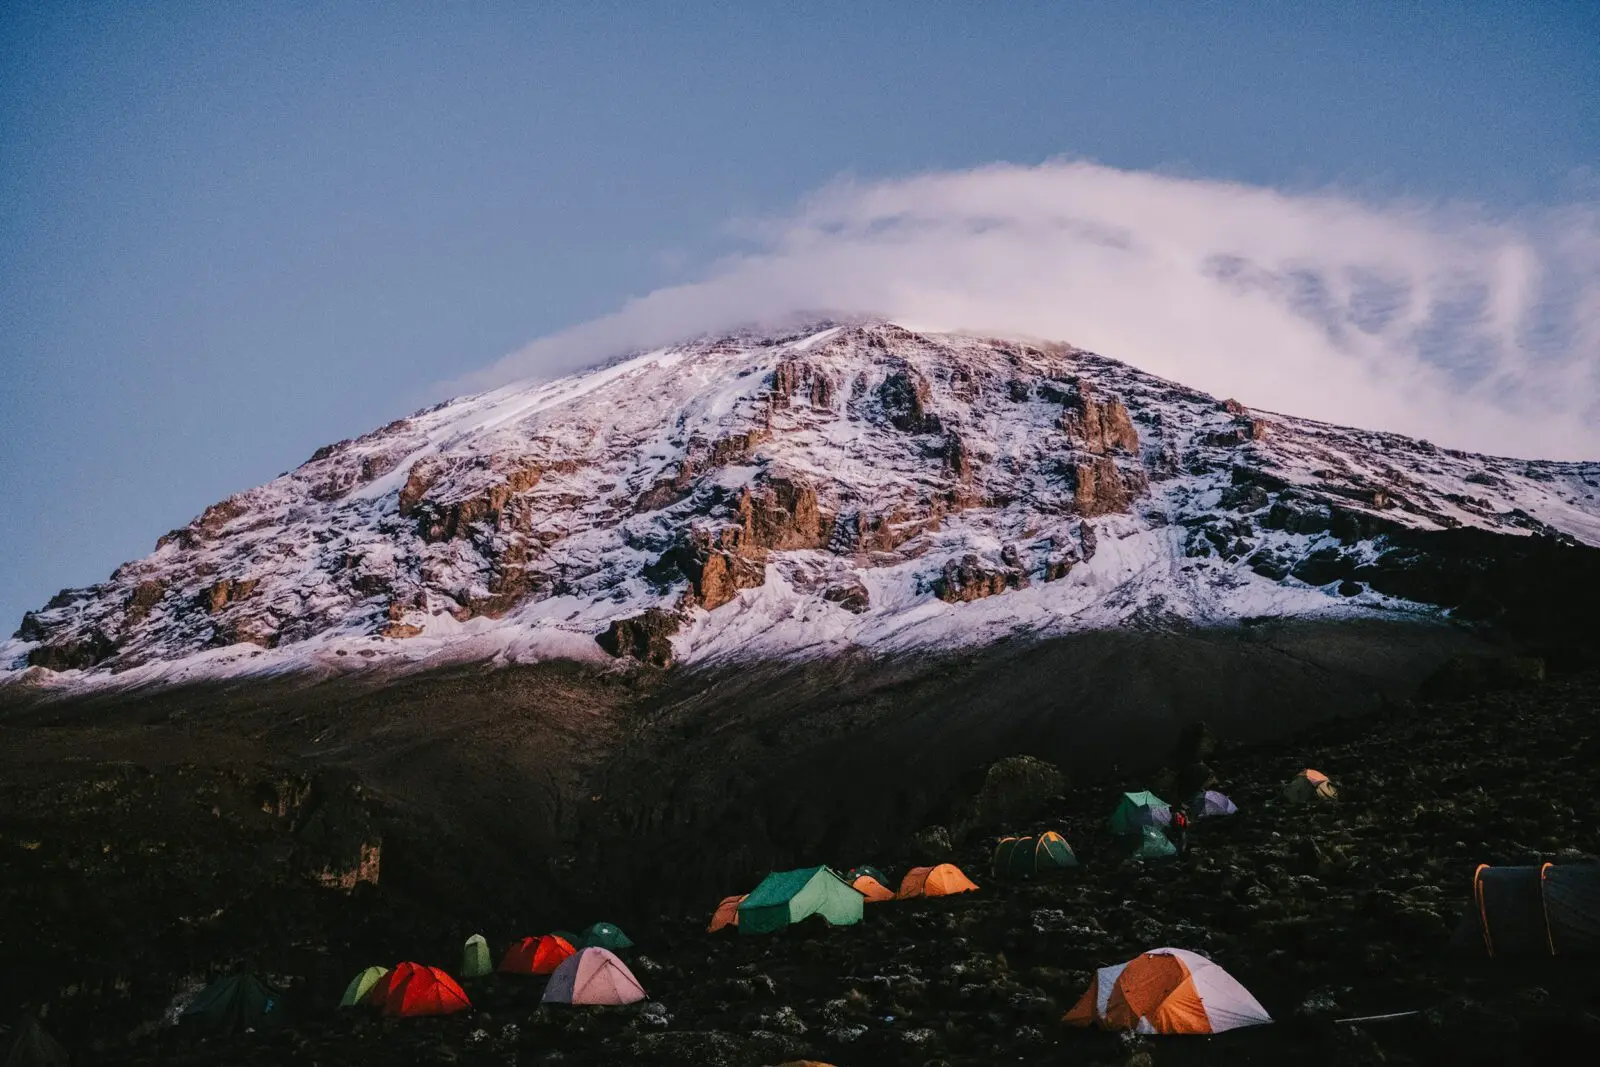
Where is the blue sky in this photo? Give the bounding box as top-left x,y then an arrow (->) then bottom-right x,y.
2,2 -> 1597,631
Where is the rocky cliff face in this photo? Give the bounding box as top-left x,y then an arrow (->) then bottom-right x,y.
6,320 -> 1600,688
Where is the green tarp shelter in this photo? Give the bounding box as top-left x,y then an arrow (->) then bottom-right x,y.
993,832 -> 1078,879
4,1016 -> 69,1067
738,866 -> 864,935
461,934 -> 493,978
580,923 -> 633,951
338,966 -> 389,1007
1108,791 -> 1170,836
180,974 -> 285,1036
1124,825 -> 1178,861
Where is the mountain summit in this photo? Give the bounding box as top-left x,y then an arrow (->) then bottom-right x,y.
8,320 -> 1600,690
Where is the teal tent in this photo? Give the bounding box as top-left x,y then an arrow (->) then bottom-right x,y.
1124,824 -> 1178,861
993,832 -> 1078,879
338,966 -> 388,1007
845,865 -> 892,888
461,934 -> 492,978
738,866 -> 864,935
1108,791 -> 1170,836
580,922 -> 633,951
4,1016 -> 69,1067
180,974 -> 285,1036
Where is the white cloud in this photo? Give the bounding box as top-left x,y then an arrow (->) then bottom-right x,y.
467,160 -> 1600,460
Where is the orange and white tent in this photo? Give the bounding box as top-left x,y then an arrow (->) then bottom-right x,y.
708,895 -> 746,933
897,863 -> 979,899
1063,948 -> 1271,1034
1282,768 -> 1337,804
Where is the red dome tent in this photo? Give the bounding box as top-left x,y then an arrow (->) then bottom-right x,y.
365,962 -> 472,1017
499,934 -> 578,975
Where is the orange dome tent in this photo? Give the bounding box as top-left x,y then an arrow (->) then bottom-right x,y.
1282,768 -> 1337,804
708,895 -> 746,933
366,962 -> 472,1017
499,934 -> 577,975
897,863 -> 979,899
853,874 -> 896,902
1063,947 -> 1271,1034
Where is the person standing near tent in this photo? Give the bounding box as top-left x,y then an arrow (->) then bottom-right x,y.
1168,804 -> 1191,857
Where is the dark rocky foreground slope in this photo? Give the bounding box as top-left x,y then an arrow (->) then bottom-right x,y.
3,619 -> 1598,1065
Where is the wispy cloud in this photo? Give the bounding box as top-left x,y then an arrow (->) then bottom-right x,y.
468,160 -> 1600,459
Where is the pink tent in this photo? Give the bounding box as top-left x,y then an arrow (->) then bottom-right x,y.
540,947 -> 647,1006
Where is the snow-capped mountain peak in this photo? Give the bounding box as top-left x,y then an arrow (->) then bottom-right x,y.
8,320 -> 1600,692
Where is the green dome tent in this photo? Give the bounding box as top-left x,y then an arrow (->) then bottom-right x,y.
1124,824 -> 1177,862
461,934 -> 493,978
738,866 -> 864,935
993,832 -> 1078,879
580,923 -> 634,951
1108,791 -> 1170,836
338,966 -> 389,1007
180,974 -> 285,1036
4,1016 -> 69,1067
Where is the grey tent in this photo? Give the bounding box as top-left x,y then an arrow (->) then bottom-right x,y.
1451,862 -> 1600,957
4,1017 -> 69,1067
1189,790 -> 1238,818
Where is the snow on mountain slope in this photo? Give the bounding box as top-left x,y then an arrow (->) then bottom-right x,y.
7,320 -> 1600,693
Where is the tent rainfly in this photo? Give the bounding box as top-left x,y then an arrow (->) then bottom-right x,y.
1108,791 -> 1171,836
3,1016 -> 70,1067
367,963 -> 471,1017
1282,769 -> 1336,804
461,934 -> 493,978
339,966 -> 390,1007
845,866 -> 897,902
897,864 -> 980,899
541,948 -> 647,1005
738,866 -> 865,934
1189,790 -> 1238,818
580,922 -> 633,951
993,832 -> 1078,879
1452,862 -> 1600,957
1125,824 -> 1178,861
180,974 -> 286,1036
708,895 -> 746,933
1064,947 -> 1272,1034
499,935 -> 577,975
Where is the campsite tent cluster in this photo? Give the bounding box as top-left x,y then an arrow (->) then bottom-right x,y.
19,762 -> 1600,1060
708,863 -> 983,934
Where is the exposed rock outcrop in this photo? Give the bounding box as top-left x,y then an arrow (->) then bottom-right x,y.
26,629 -> 116,671
1059,380 -> 1139,454
878,367 -> 942,433
933,554 -> 1028,603
596,608 -> 682,668
1069,456 -> 1147,517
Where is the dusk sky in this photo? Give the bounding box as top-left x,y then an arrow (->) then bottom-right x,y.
2,3 -> 1597,630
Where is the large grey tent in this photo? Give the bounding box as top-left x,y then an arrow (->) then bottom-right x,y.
1451,862 -> 1600,957
4,1017 -> 69,1067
